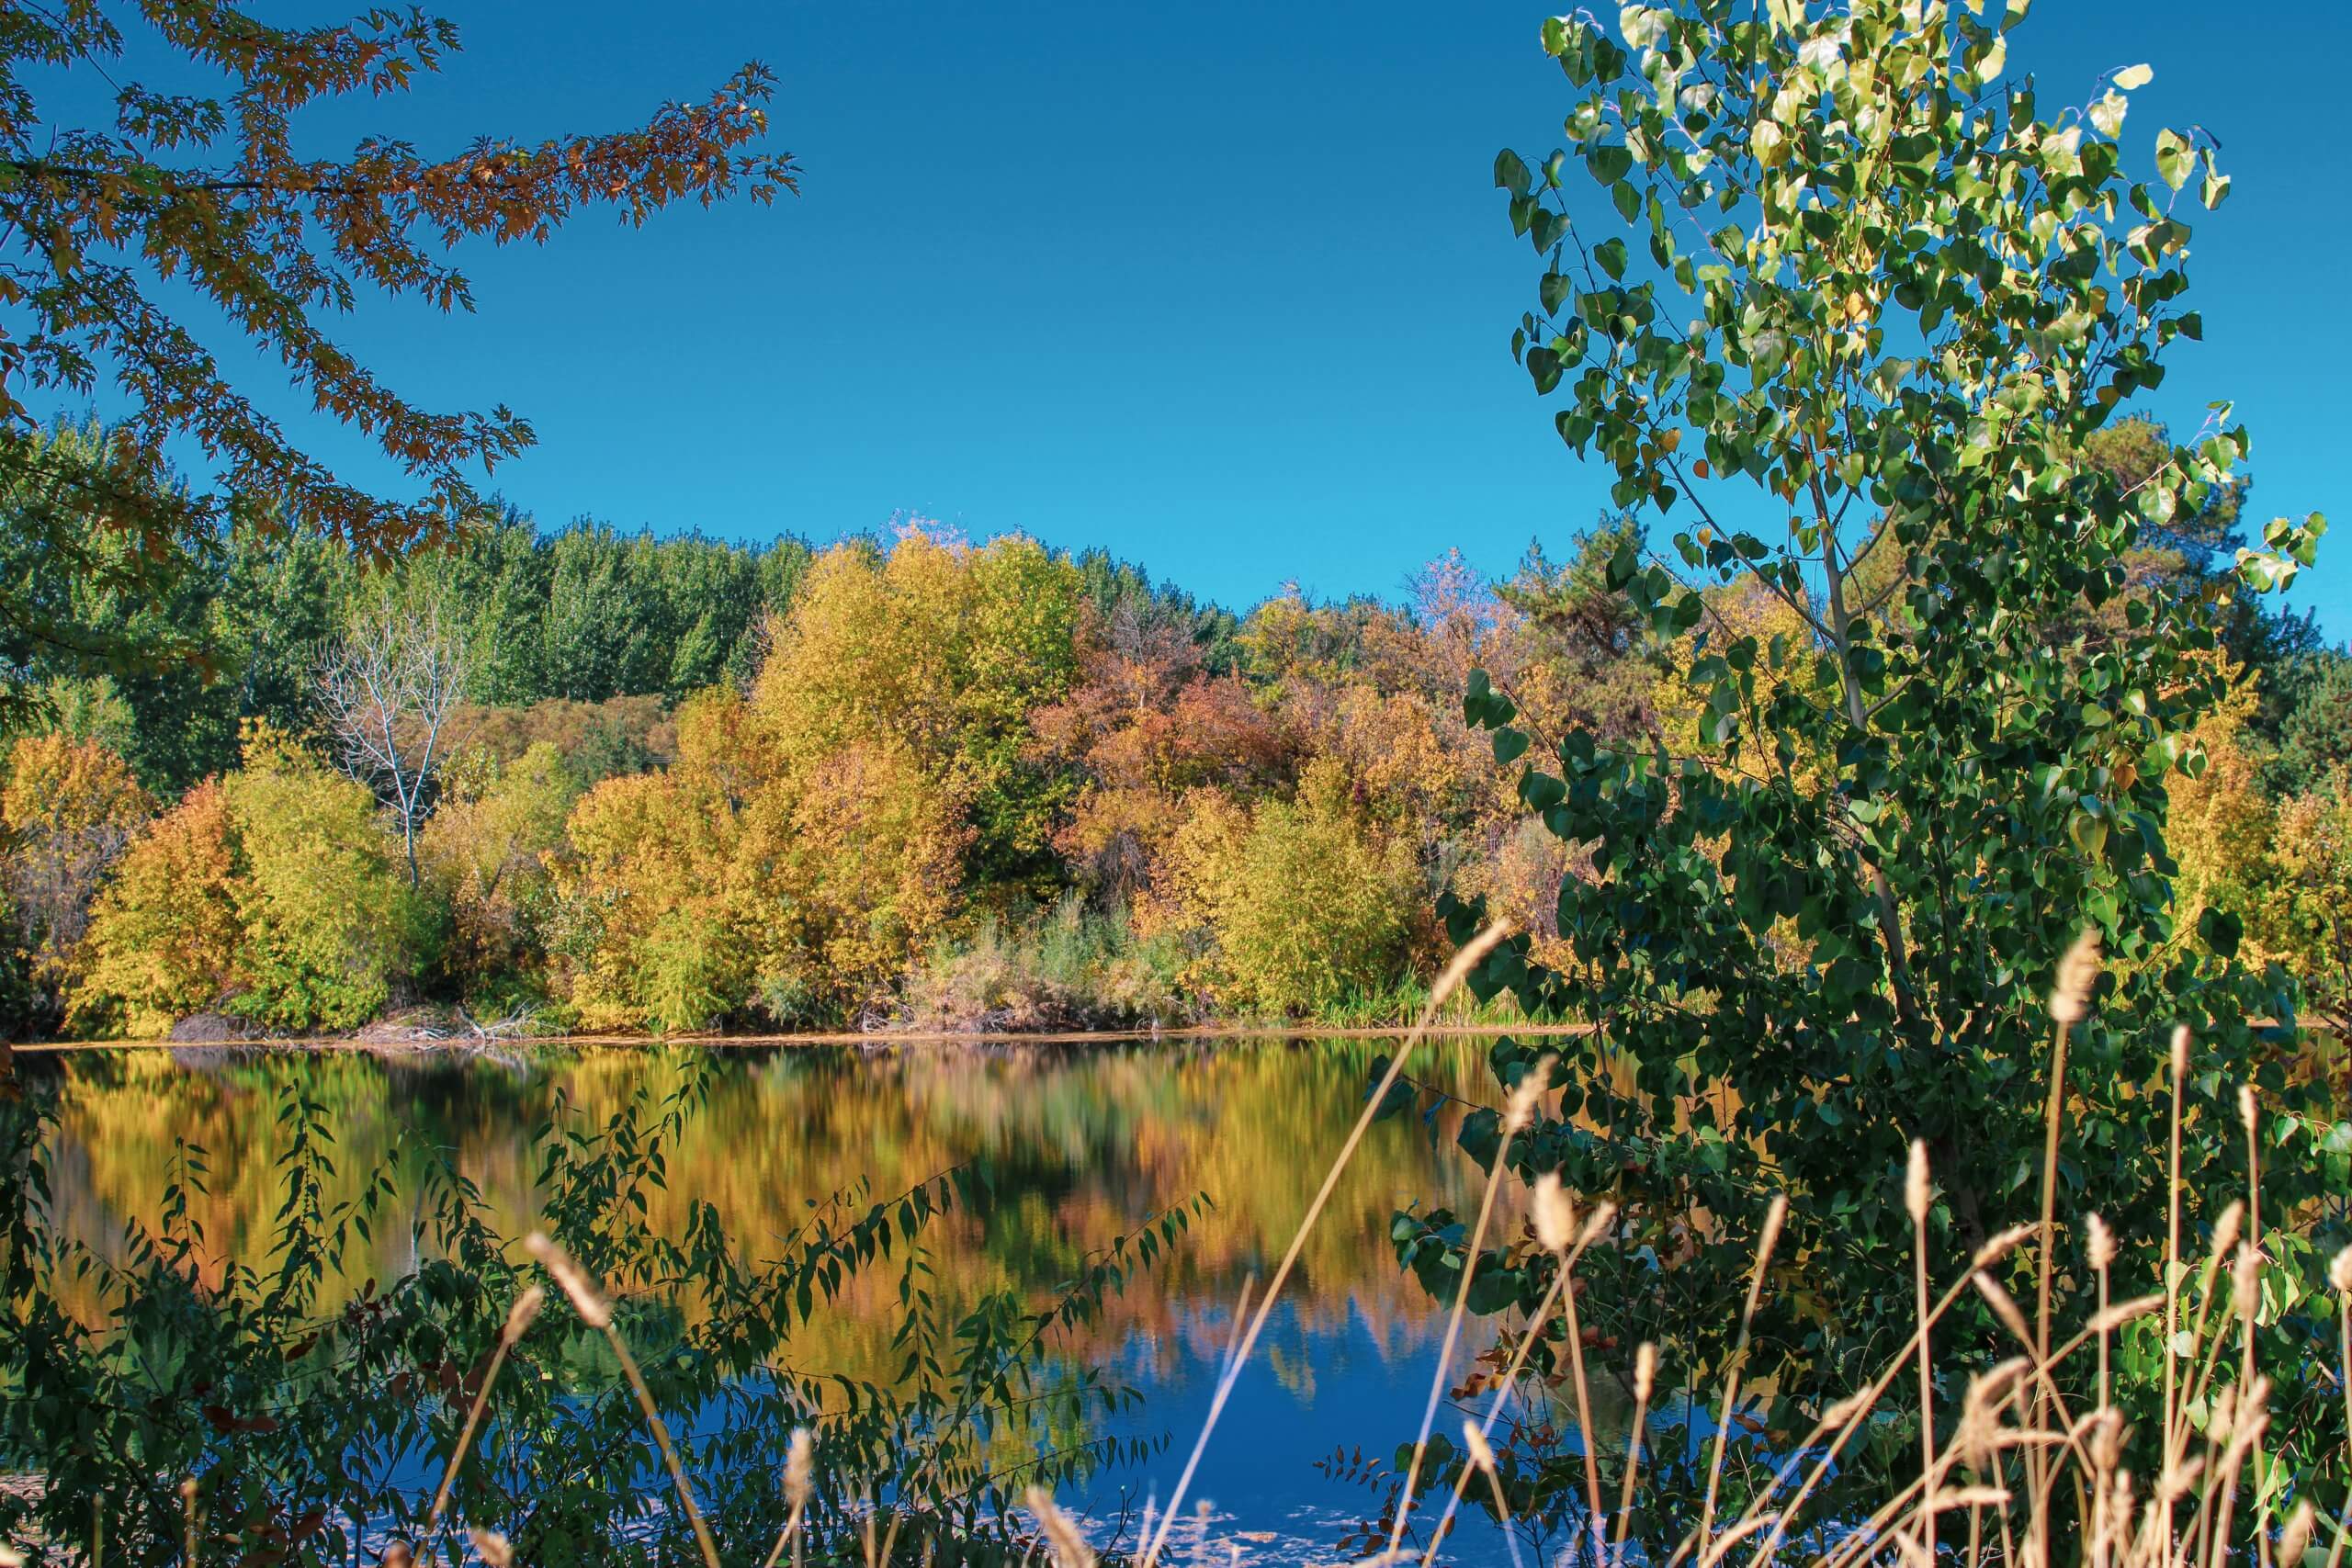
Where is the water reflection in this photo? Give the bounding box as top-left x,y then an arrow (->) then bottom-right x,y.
30,1036 -> 1516,1562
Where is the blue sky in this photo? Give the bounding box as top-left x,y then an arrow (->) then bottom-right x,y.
166,2 -> 2352,637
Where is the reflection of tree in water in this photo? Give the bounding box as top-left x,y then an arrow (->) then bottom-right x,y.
34,1037 -> 1502,1376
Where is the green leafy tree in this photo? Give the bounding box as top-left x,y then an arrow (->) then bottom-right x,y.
1431,0 -> 2339,1530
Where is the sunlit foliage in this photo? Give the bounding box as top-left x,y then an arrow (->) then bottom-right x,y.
1164,759 -> 1423,1016
71,726 -> 419,1035
1,733 -> 152,1015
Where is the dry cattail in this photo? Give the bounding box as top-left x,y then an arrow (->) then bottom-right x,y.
785,1427 -> 814,1508
2211,1383 -> 2240,1444
503,1285 -> 546,1344
2239,1083 -> 2258,1135
2089,1293 -> 2164,1332
2086,1407 -> 2123,1471
2210,1200 -> 2245,1263
1577,1199 -> 1621,1251
2050,928 -> 2101,1024
2232,1242 -> 2262,1321
1634,1341 -> 1657,1403
1823,1388 -> 1877,1429
1973,1271 -> 2033,1346
2156,1455 -> 2207,1503
2086,1212 -> 2117,1271
2330,1244 -> 2352,1295
1461,1418 -> 1498,1473
2170,1023 -> 2191,1080
1430,920 -> 1514,1013
1504,1055 -> 1554,1134
524,1232 -> 612,1328
1024,1487 -> 1096,1568
469,1529 -> 514,1568
2280,1500 -> 2317,1567
1531,1173 -> 1576,1254
1973,1222 -> 2038,1269
1905,1140 -> 1930,1225
2227,1377 -> 2273,1449
1955,1358 -> 2030,1465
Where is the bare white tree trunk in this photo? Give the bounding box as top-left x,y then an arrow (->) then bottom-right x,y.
317,592 -> 469,886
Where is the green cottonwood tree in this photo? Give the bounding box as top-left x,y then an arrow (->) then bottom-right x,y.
1419,0 -> 2340,1529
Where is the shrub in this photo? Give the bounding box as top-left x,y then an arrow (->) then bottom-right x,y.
69,728 -> 418,1036
899,896 -> 1190,1031
1167,756 -> 1421,1016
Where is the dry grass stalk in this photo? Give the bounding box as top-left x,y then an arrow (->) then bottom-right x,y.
1909,1140 -> 1938,1563
425,1284 -> 544,1532
1613,1341 -> 1658,1568
1696,1192 -> 1790,1562
1024,1487 -> 1096,1568
525,1231 -> 720,1568
1391,1053 -> 1556,1556
2030,928 -> 2099,1559
761,1427 -> 817,1568
1424,1196 -> 1618,1567
1142,921 -> 1512,1566
1460,1420 -> 1528,1568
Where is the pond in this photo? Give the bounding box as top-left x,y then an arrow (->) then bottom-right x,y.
22,1034 -> 1534,1564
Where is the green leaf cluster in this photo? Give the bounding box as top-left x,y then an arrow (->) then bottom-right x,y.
1434,0 -> 2347,1529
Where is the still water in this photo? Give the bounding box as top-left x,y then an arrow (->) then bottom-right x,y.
29,1035 -> 1525,1562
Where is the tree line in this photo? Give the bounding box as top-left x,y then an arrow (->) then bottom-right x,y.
1,416 -> 2343,1041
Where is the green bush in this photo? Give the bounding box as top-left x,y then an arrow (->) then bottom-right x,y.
1419,0 -> 2347,1536
1169,758 -> 1422,1017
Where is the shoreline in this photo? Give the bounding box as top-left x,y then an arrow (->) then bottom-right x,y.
6,1020 -> 1600,1055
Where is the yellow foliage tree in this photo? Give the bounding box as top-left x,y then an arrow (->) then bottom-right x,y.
1163,757 -> 1421,1016
2267,779 -> 2352,1022
2,733 -> 153,1001
752,529 -> 1082,884
552,762 -> 750,1035
741,738 -> 968,1021
420,741 -> 579,999
70,728 -> 416,1036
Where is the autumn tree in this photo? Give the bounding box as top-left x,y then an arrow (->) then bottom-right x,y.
419,739 -> 577,1000
1162,758 -> 1421,1016
752,529 -> 1085,889
72,724 -> 419,1035
67,779 -> 242,1037
0,732 -> 152,1019
0,2 -> 797,721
